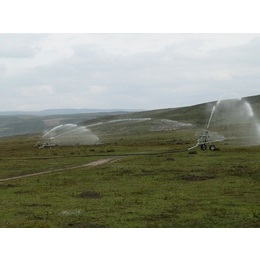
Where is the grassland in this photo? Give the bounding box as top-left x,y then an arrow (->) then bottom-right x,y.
0,126 -> 260,228
1,96 -> 260,227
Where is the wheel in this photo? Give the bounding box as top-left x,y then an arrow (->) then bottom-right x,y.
201,144 -> 207,150
209,145 -> 215,151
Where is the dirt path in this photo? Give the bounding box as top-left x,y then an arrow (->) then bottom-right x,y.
0,158 -> 117,182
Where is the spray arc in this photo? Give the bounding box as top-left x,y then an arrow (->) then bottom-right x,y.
35,124 -> 99,148
188,105 -> 225,151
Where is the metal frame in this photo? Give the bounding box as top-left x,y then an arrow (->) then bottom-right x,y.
188,106 -> 224,151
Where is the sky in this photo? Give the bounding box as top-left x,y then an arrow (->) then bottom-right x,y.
1,2 -> 260,112
1,33 -> 260,111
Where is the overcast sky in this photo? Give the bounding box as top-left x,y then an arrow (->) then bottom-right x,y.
1,33 -> 260,111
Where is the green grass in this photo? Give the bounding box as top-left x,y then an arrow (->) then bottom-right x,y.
0,129 -> 260,228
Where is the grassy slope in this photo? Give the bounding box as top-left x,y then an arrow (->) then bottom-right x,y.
81,95 -> 260,145
80,95 -> 260,123
0,95 -> 260,227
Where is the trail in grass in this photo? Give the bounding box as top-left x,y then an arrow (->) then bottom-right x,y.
0,158 -> 116,182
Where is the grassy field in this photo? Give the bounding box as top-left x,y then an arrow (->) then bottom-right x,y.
0,127 -> 260,228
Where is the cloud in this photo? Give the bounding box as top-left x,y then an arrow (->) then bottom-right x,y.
208,37 -> 260,65
0,34 -> 260,111
0,44 -> 37,58
0,34 -> 43,58
21,85 -> 53,97
0,63 -> 6,74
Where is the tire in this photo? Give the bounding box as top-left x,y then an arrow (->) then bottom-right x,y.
209,145 -> 215,151
201,144 -> 207,150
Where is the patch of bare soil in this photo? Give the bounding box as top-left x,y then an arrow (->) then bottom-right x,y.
0,183 -> 16,188
27,203 -> 51,207
177,174 -> 215,181
14,190 -> 30,194
76,191 -> 102,198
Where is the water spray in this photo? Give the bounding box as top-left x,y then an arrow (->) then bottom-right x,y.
188,105 -> 224,151
206,106 -> 215,130
35,124 -> 64,147
50,126 -> 86,140
36,123 -> 100,148
216,93 -> 241,106
40,124 -> 64,140
244,102 -> 254,117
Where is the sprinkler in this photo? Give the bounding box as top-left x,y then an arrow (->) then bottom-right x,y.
188,105 -> 225,151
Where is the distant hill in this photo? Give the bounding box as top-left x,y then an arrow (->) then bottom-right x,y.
1,95 -> 260,139
0,111 -> 136,137
80,95 -> 260,126
0,108 -> 143,116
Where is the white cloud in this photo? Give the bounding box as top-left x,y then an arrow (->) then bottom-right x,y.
21,85 -> 53,97
0,34 -> 260,111
0,34 -> 42,58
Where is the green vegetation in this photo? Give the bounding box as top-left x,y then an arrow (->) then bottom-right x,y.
0,128 -> 260,228
1,95 -> 260,227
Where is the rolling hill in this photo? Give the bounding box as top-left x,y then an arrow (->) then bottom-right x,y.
0,111 -> 134,137
1,94 -> 260,144
77,95 -> 260,146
